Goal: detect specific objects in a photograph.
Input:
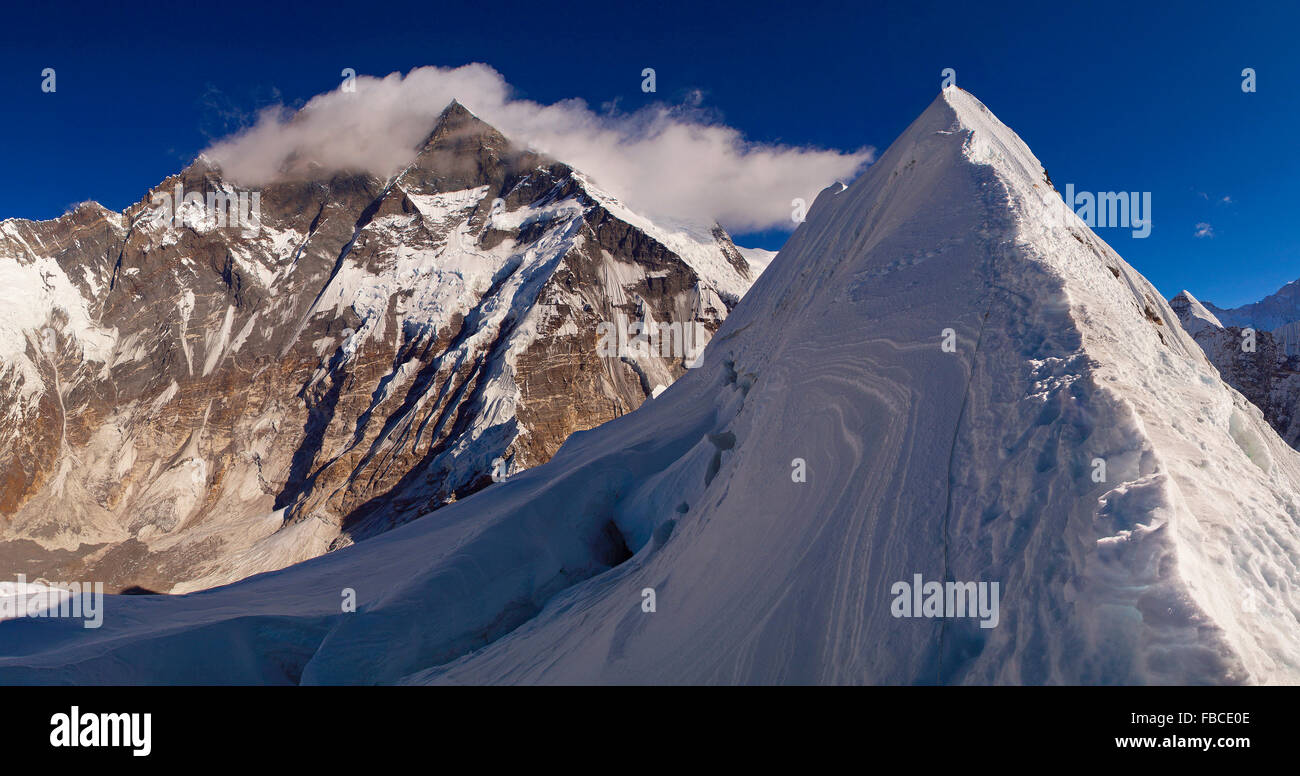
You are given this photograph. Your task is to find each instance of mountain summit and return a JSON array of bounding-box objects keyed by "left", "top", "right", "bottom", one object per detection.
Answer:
[{"left": 3, "top": 88, "right": 1299, "bottom": 684}]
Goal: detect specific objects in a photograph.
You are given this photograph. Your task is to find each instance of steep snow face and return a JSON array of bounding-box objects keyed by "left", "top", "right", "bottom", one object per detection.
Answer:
[
  {"left": 0, "top": 236, "right": 118, "bottom": 400},
  {"left": 571, "top": 172, "right": 755, "bottom": 305},
  {"left": 4, "top": 88, "right": 1299, "bottom": 685}
]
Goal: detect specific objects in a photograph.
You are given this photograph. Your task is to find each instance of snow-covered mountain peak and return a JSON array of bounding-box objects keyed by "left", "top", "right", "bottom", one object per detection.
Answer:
[
  {"left": 1170, "top": 290, "right": 1225, "bottom": 335},
  {"left": 0, "top": 94, "right": 762, "bottom": 594},
  {"left": 5, "top": 88, "right": 1299, "bottom": 686},
  {"left": 415, "top": 99, "right": 505, "bottom": 155}
]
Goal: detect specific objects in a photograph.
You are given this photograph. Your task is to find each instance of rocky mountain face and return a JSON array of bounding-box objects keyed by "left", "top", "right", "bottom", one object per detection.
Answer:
[
  {"left": 1171, "top": 290, "right": 1300, "bottom": 449},
  {"left": 0, "top": 101, "right": 758, "bottom": 593}
]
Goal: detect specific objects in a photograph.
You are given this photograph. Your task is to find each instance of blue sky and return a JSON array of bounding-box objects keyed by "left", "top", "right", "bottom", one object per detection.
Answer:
[{"left": 0, "top": 0, "right": 1294, "bottom": 306}]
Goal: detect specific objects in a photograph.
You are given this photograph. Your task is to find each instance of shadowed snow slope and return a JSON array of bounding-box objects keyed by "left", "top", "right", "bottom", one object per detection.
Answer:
[{"left": 3, "top": 87, "right": 1299, "bottom": 685}]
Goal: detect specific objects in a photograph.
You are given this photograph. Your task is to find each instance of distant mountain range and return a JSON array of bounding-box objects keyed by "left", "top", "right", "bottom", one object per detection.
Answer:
[
  {"left": 1172, "top": 286, "right": 1300, "bottom": 450},
  {"left": 0, "top": 100, "right": 762, "bottom": 593}
]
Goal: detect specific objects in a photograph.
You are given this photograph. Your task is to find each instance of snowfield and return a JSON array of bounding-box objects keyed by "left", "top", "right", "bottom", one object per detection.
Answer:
[{"left": 2, "top": 87, "right": 1298, "bottom": 685}]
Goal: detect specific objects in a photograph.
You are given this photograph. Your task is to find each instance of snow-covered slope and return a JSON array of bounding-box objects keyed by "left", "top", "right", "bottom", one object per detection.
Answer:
[{"left": 4, "top": 87, "right": 1299, "bottom": 685}]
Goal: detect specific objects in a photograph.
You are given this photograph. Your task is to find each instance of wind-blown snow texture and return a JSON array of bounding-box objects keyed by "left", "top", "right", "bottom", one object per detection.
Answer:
[{"left": 3, "top": 87, "right": 1298, "bottom": 685}]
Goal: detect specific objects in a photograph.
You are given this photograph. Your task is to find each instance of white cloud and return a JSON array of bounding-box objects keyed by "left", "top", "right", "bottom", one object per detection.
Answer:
[
  {"left": 202, "top": 64, "right": 873, "bottom": 233},
  {"left": 1194, "top": 222, "right": 1214, "bottom": 238}
]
